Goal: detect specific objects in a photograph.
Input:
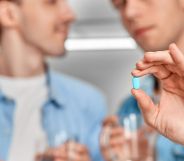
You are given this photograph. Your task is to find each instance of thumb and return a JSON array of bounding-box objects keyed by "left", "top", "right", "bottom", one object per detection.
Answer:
[
  {"left": 131, "top": 89, "right": 157, "bottom": 127},
  {"left": 103, "top": 115, "right": 119, "bottom": 127}
]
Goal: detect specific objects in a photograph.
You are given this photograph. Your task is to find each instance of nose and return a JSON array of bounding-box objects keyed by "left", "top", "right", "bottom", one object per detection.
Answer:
[
  {"left": 123, "top": 0, "right": 142, "bottom": 21},
  {"left": 59, "top": 1, "right": 76, "bottom": 23}
]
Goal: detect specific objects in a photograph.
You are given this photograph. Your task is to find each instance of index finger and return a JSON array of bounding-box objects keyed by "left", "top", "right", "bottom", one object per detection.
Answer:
[
  {"left": 103, "top": 115, "right": 119, "bottom": 127},
  {"left": 67, "top": 142, "right": 89, "bottom": 154},
  {"left": 143, "top": 50, "right": 174, "bottom": 65},
  {"left": 111, "top": 0, "right": 122, "bottom": 8}
]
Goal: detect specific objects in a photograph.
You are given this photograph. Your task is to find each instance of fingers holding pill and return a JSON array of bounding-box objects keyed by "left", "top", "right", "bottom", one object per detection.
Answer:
[
  {"left": 135, "top": 60, "right": 183, "bottom": 79},
  {"left": 132, "top": 65, "right": 171, "bottom": 80},
  {"left": 136, "top": 61, "right": 153, "bottom": 70},
  {"left": 143, "top": 50, "right": 174, "bottom": 65},
  {"left": 136, "top": 61, "right": 163, "bottom": 70},
  {"left": 139, "top": 44, "right": 184, "bottom": 73},
  {"left": 131, "top": 44, "right": 184, "bottom": 145}
]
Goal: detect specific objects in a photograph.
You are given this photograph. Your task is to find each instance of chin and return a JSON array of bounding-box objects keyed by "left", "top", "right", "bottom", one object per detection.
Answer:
[
  {"left": 139, "top": 40, "right": 164, "bottom": 52},
  {"left": 48, "top": 50, "right": 66, "bottom": 57},
  {"left": 45, "top": 45, "right": 67, "bottom": 57},
  {"left": 145, "top": 44, "right": 167, "bottom": 52},
  {"left": 141, "top": 45, "right": 158, "bottom": 52}
]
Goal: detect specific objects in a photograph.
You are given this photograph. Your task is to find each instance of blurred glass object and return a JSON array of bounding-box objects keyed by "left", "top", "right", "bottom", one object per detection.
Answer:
[
  {"left": 35, "top": 115, "right": 80, "bottom": 161},
  {"left": 118, "top": 113, "right": 156, "bottom": 161},
  {"left": 101, "top": 113, "right": 156, "bottom": 161},
  {"left": 172, "top": 144, "right": 184, "bottom": 161}
]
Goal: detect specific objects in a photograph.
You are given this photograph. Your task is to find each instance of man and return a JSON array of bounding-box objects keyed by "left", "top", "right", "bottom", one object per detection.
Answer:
[
  {"left": 0, "top": 0, "right": 107, "bottom": 161},
  {"left": 105, "top": 0, "right": 184, "bottom": 161}
]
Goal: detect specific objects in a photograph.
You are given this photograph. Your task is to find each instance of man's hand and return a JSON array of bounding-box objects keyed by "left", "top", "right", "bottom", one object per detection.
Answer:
[
  {"left": 100, "top": 116, "right": 154, "bottom": 161},
  {"left": 100, "top": 116, "right": 124, "bottom": 161},
  {"left": 132, "top": 43, "right": 184, "bottom": 145},
  {"left": 35, "top": 142, "right": 91, "bottom": 161}
]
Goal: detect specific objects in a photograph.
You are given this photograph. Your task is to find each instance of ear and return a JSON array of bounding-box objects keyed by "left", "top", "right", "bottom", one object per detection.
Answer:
[{"left": 0, "top": 1, "right": 21, "bottom": 30}]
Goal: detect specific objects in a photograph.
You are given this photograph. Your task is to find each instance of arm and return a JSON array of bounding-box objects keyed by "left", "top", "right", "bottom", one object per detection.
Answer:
[{"left": 35, "top": 142, "right": 91, "bottom": 161}]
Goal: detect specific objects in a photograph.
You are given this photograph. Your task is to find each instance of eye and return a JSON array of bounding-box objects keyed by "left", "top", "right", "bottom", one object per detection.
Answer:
[
  {"left": 119, "top": 0, "right": 128, "bottom": 8},
  {"left": 114, "top": 0, "right": 127, "bottom": 9},
  {"left": 122, "top": 0, "right": 127, "bottom": 5},
  {"left": 46, "top": 0, "right": 57, "bottom": 4}
]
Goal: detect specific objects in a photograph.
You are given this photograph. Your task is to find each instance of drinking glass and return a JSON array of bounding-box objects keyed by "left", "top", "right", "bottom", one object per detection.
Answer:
[{"left": 172, "top": 144, "right": 184, "bottom": 161}]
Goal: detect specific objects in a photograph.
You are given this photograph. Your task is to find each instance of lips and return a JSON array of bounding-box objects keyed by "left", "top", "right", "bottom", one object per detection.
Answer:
[
  {"left": 55, "top": 24, "right": 69, "bottom": 34},
  {"left": 57, "top": 28, "right": 68, "bottom": 35},
  {"left": 133, "top": 26, "right": 154, "bottom": 38}
]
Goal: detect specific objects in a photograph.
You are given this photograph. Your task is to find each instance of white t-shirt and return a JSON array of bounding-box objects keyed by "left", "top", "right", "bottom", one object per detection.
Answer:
[{"left": 0, "top": 74, "right": 48, "bottom": 161}]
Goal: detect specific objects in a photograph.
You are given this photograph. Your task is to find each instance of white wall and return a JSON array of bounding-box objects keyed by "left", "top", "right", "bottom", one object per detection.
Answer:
[
  {"left": 48, "top": 49, "right": 142, "bottom": 114},
  {"left": 68, "top": 0, "right": 118, "bottom": 20}
]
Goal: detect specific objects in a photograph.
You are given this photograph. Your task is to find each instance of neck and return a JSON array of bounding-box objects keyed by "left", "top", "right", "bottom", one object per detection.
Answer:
[{"left": 0, "top": 31, "right": 46, "bottom": 78}]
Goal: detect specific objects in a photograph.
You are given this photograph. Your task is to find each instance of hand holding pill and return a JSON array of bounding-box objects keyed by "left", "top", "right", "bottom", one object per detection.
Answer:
[{"left": 131, "top": 43, "right": 184, "bottom": 145}]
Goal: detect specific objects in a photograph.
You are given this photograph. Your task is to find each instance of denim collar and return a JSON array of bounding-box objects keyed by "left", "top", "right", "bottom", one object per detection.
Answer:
[
  {"left": 0, "top": 90, "right": 7, "bottom": 102},
  {"left": 45, "top": 68, "right": 66, "bottom": 108},
  {"left": 0, "top": 67, "right": 66, "bottom": 108}
]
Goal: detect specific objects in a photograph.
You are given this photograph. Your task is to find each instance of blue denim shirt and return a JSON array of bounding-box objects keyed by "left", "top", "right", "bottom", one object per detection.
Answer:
[
  {"left": 118, "top": 76, "right": 183, "bottom": 161},
  {"left": 0, "top": 70, "right": 107, "bottom": 161}
]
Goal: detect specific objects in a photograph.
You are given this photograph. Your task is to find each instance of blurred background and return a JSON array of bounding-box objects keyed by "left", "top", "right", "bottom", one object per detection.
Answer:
[{"left": 47, "top": 0, "right": 142, "bottom": 114}]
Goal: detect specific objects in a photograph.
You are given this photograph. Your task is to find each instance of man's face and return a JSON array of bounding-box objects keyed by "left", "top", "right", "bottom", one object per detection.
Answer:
[
  {"left": 112, "top": 0, "right": 184, "bottom": 51},
  {"left": 16, "top": 0, "right": 75, "bottom": 56}
]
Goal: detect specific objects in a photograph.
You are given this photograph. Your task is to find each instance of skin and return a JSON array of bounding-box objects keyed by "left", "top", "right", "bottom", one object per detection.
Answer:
[
  {"left": 0, "top": 0, "right": 91, "bottom": 160},
  {"left": 100, "top": 116, "right": 125, "bottom": 161},
  {"left": 112, "top": 0, "right": 184, "bottom": 52},
  {"left": 132, "top": 43, "right": 184, "bottom": 145},
  {"left": 0, "top": 0, "right": 75, "bottom": 77},
  {"left": 100, "top": 0, "right": 184, "bottom": 160}
]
